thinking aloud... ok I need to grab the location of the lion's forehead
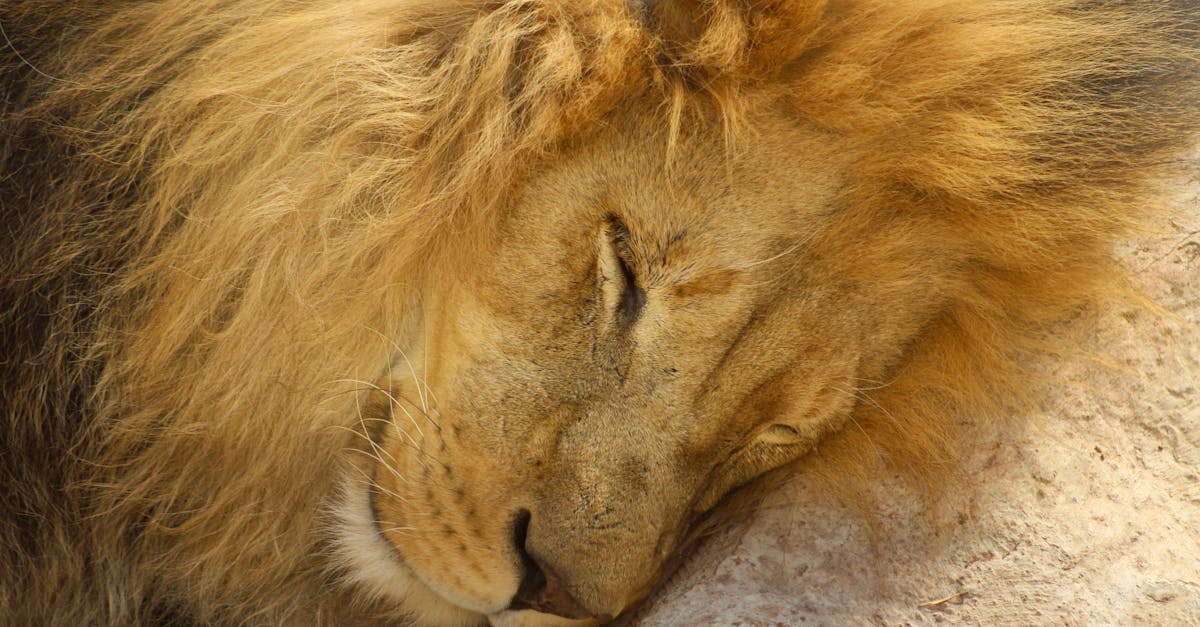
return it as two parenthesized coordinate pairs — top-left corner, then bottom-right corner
(462, 115), (848, 338)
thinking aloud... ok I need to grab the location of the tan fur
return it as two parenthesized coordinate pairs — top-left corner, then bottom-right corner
(1, 1), (1196, 624)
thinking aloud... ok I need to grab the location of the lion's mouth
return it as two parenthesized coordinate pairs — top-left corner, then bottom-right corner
(361, 470), (597, 622)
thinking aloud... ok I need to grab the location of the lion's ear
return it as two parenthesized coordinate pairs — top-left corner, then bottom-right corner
(635, 0), (827, 79)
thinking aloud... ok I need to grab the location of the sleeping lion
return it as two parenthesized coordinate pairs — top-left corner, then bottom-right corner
(2, 0), (1197, 624)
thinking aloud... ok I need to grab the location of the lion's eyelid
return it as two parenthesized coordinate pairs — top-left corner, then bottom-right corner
(602, 216), (647, 325)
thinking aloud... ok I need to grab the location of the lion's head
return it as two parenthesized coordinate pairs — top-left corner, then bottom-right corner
(1, 0), (1196, 625)
(343, 110), (875, 623)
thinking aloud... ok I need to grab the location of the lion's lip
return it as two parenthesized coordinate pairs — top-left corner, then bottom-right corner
(508, 548), (601, 620)
(508, 578), (604, 621)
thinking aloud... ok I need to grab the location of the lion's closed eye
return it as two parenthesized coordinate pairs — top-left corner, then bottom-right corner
(598, 215), (646, 326)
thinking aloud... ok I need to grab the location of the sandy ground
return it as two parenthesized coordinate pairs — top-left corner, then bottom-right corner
(637, 181), (1200, 625)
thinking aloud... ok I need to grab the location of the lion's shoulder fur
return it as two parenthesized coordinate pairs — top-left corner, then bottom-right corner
(2, 0), (1197, 623)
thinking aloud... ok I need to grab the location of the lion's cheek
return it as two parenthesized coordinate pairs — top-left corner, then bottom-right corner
(374, 424), (525, 615)
(330, 470), (487, 626)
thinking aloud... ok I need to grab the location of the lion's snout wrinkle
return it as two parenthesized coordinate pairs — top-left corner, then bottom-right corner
(515, 424), (700, 621)
(520, 502), (661, 620)
(485, 404), (683, 620)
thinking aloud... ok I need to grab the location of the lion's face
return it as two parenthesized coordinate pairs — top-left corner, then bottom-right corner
(339, 107), (955, 625)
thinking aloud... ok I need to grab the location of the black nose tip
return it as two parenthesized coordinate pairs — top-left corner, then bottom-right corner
(508, 510), (596, 620)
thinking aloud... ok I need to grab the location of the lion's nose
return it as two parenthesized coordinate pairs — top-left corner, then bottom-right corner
(507, 510), (602, 620)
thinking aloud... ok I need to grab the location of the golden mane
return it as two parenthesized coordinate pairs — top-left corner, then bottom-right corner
(2, 0), (1197, 622)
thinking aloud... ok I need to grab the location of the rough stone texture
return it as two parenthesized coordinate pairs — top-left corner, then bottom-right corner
(638, 178), (1200, 625)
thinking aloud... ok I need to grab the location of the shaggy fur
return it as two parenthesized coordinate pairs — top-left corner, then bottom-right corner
(1, 0), (1196, 624)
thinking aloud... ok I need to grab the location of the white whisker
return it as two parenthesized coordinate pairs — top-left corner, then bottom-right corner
(336, 377), (429, 440)
(343, 456), (415, 502)
(362, 325), (431, 418)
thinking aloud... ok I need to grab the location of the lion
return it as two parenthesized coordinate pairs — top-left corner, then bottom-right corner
(1, 0), (1196, 624)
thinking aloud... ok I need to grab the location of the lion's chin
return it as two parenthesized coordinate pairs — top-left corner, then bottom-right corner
(487, 609), (603, 627)
(332, 475), (488, 626)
